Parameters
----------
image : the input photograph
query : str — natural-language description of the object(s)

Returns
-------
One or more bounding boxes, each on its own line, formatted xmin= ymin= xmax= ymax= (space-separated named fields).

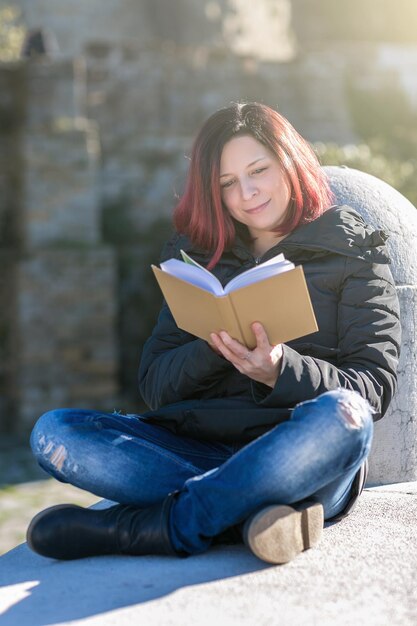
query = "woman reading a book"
xmin=28 ymin=102 xmax=401 ymax=564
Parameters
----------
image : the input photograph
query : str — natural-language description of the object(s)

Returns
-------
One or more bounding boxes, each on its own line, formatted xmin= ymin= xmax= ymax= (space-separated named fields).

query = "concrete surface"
xmin=0 ymin=482 xmax=416 ymax=626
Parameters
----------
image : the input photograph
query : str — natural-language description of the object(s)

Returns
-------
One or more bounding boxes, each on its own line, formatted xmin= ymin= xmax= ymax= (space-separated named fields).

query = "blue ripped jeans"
xmin=30 ymin=388 xmax=373 ymax=555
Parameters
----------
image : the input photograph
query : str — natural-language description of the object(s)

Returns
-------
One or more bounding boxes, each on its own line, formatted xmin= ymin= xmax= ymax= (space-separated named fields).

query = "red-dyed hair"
xmin=174 ymin=102 xmax=334 ymax=269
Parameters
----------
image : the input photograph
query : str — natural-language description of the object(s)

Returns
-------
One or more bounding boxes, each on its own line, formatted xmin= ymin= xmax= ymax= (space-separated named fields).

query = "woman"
xmin=27 ymin=102 xmax=401 ymax=564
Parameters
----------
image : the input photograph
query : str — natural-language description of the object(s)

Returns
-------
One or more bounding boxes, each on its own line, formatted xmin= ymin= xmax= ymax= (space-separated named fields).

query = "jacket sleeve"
xmin=138 ymin=302 xmax=234 ymax=410
xmin=251 ymin=257 xmax=401 ymax=420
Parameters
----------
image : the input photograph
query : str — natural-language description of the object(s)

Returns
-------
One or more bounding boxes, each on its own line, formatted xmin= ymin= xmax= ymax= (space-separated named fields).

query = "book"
xmin=151 ymin=250 xmax=318 ymax=349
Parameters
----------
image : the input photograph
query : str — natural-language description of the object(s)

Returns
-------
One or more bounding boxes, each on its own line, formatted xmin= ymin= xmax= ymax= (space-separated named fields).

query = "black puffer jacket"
xmin=138 ymin=205 xmax=401 ymax=444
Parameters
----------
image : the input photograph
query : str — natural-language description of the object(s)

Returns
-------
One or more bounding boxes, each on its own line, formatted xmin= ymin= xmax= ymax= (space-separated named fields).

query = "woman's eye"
xmin=221 ymin=179 xmax=235 ymax=189
xmin=252 ymin=167 xmax=267 ymax=175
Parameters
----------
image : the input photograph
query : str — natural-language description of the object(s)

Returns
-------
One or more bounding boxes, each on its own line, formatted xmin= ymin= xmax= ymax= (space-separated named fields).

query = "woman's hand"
xmin=209 ymin=322 xmax=283 ymax=388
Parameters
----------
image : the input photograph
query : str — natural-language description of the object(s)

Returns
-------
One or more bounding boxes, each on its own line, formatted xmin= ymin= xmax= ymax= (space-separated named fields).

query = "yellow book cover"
xmin=152 ymin=251 xmax=318 ymax=349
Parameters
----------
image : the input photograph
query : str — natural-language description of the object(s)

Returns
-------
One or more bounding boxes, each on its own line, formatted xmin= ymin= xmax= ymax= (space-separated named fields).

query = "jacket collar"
xmin=172 ymin=205 xmax=390 ymax=265
xmin=232 ymin=205 xmax=390 ymax=265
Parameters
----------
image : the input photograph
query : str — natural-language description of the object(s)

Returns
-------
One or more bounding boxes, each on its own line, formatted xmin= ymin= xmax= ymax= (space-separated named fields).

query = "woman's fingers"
xmin=211 ymin=326 xmax=270 ymax=361
xmin=251 ymin=322 xmax=270 ymax=350
xmin=207 ymin=338 xmax=222 ymax=355
xmin=219 ymin=331 xmax=248 ymax=358
xmin=210 ymin=332 xmax=247 ymax=364
xmin=210 ymin=329 xmax=282 ymax=387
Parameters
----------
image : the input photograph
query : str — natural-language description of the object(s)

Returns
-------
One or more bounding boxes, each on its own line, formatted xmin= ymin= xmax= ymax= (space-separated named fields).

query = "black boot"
xmin=27 ymin=493 xmax=179 ymax=560
xmin=212 ymin=524 xmax=243 ymax=546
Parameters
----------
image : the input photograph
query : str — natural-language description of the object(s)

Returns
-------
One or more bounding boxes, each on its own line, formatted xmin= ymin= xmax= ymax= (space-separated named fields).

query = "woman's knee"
xmin=329 ymin=389 xmax=373 ymax=429
xmin=30 ymin=408 xmax=77 ymax=466
xmin=309 ymin=388 xmax=374 ymax=431
xmin=316 ymin=390 xmax=374 ymax=466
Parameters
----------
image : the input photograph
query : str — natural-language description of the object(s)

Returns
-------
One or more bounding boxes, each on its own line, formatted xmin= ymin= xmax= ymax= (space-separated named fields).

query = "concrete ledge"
xmin=0 ymin=483 xmax=416 ymax=626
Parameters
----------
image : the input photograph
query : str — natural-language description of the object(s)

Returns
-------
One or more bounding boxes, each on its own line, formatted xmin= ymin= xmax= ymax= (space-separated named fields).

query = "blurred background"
xmin=0 ymin=0 xmax=416 ymax=553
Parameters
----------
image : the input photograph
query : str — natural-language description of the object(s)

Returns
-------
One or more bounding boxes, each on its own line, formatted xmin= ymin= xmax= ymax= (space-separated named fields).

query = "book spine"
xmin=227 ymin=293 xmax=255 ymax=349
xmin=216 ymin=296 xmax=246 ymax=345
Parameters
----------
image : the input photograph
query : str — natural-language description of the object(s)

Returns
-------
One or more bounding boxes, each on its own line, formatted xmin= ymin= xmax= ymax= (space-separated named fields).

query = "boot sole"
xmin=244 ymin=503 xmax=324 ymax=564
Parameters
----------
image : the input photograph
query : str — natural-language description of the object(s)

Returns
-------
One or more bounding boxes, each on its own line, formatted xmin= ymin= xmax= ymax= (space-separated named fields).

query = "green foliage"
xmin=317 ymin=75 xmax=417 ymax=208
xmin=0 ymin=5 xmax=25 ymax=62
xmin=315 ymin=141 xmax=417 ymax=208
xmin=347 ymin=76 xmax=417 ymax=162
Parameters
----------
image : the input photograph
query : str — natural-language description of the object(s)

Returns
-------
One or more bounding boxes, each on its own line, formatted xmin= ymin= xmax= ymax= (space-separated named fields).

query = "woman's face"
xmin=220 ymin=135 xmax=291 ymax=241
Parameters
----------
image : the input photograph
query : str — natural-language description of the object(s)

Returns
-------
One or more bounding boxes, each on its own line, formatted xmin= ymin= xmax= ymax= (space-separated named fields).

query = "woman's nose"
xmin=240 ymin=178 xmax=258 ymax=200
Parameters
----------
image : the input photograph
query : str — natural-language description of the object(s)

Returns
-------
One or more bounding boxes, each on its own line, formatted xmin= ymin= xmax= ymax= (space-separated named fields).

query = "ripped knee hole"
xmin=338 ymin=399 xmax=366 ymax=429
xmin=40 ymin=440 xmax=68 ymax=472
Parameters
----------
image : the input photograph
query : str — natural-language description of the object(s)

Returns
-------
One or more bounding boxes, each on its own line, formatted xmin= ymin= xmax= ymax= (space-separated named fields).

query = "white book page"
xmin=224 ymin=257 xmax=294 ymax=293
xmin=224 ymin=252 xmax=285 ymax=288
xmin=160 ymin=258 xmax=225 ymax=295
xmin=255 ymin=252 xmax=285 ymax=267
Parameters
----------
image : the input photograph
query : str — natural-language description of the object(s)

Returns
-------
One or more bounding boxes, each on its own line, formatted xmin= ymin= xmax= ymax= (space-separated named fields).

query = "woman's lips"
xmin=245 ymin=199 xmax=270 ymax=214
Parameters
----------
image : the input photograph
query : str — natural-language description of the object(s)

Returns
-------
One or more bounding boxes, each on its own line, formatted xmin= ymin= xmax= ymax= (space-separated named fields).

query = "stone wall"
xmin=16 ymin=0 xmax=294 ymax=61
xmin=0 ymin=63 xmax=24 ymax=430
xmin=0 ymin=58 xmax=120 ymax=431
xmin=0 ymin=252 xmax=18 ymax=430
xmin=17 ymin=0 xmax=417 ymax=59
xmin=16 ymin=249 xmax=119 ymax=427
xmin=0 ymin=63 xmax=26 ymax=247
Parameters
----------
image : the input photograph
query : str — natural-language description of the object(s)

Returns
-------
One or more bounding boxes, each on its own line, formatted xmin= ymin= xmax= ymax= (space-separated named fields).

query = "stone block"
xmin=0 ymin=65 xmax=26 ymax=248
xmin=0 ymin=64 xmax=27 ymax=133
xmin=324 ymin=166 xmax=417 ymax=286
xmin=26 ymin=60 xmax=81 ymax=127
xmin=0 ymin=252 xmax=18 ymax=431
xmin=22 ymin=123 xmax=100 ymax=248
xmin=369 ymin=286 xmax=417 ymax=482
xmin=16 ymin=248 xmax=119 ymax=428
xmin=325 ymin=166 xmax=417 ymax=483
xmin=0 ymin=132 xmax=24 ymax=248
